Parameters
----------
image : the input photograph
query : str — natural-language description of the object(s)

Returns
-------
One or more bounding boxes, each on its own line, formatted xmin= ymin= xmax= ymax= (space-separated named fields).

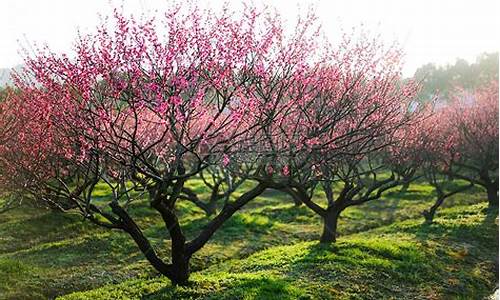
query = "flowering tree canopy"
xmin=3 ymin=2 xmax=491 ymax=284
xmin=0 ymin=4 xmax=369 ymax=283
xmin=252 ymin=31 xmax=422 ymax=243
xmin=448 ymin=81 xmax=499 ymax=207
xmin=391 ymin=80 xmax=498 ymax=222
xmin=404 ymin=107 xmax=472 ymax=223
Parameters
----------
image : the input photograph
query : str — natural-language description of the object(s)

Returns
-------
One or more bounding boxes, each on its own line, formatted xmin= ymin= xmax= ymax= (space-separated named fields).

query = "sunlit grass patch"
xmin=60 ymin=203 xmax=497 ymax=299
xmin=0 ymin=178 xmax=494 ymax=299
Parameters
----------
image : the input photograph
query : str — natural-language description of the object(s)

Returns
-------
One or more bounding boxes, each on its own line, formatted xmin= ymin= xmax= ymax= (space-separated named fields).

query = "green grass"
xmin=60 ymin=203 xmax=498 ymax=300
xmin=0 ymin=179 xmax=496 ymax=299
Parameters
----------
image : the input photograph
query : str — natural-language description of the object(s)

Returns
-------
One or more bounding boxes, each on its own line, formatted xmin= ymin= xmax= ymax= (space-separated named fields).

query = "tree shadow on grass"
xmin=384 ymin=189 xmax=430 ymax=201
xmin=400 ymin=206 xmax=497 ymax=248
xmin=0 ymin=210 xmax=99 ymax=253
xmin=82 ymin=204 xmax=497 ymax=300
xmin=281 ymin=204 xmax=498 ymax=299
xmin=9 ymin=230 xmax=145 ymax=268
xmin=280 ymin=241 xmax=433 ymax=299
xmin=254 ymin=203 xmax=318 ymax=224
xmin=142 ymin=240 xmax=433 ymax=300
xmin=368 ymin=186 xmax=485 ymax=234
xmin=379 ymin=206 xmax=496 ymax=297
xmin=144 ymin=275 xmax=309 ymax=300
xmin=483 ymin=206 xmax=499 ymax=224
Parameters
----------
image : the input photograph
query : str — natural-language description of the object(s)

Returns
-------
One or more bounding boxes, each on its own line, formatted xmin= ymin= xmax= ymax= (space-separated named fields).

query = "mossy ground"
xmin=0 ymin=179 xmax=496 ymax=299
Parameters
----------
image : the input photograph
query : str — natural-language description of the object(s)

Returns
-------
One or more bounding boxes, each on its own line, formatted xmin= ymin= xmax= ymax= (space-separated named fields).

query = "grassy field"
xmin=0 ymin=179 xmax=497 ymax=299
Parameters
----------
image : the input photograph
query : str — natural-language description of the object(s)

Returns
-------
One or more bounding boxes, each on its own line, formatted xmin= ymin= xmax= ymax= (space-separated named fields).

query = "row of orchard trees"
xmin=0 ymin=4 xmax=497 ymax=285
xmin=396 ymin=81 xmax=498 ymax=223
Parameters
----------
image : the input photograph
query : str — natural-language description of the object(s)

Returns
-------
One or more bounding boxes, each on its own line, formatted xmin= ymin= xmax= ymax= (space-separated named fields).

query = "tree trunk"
xmin=181 ymin=187 xmax=216 ymax=216
xmin=152 ymin=201 xmax=190 ymax=285
xmin=400 ymin=181 xmax=410 ymax=193
xmin=111 ymin=201 xmax=191 ymax=285
xmin=478 ymin=171 xmax=498 ymax=209
xmin=398 ymin=169 xmax=415 ymax=193
xmin=287 ymin=187 xmax=303 ymax=206
xmin=169 ymin=251 xmax=190 ymax=285
xmin=168 ymin=219 xmax=190 ymax=285
xmin=186 ymin=183 xmax=268 ymax=255
xmin=320 ymin=208 xmax=341 ymax=243
xmin=110 ymin=202 xmax=172 ymax=277
xmin=486 ymin=184 xmax=498 ymax=208
xmin=423 ymin=195 xmax=445 ymax=224
xmin=203 ymin=183 xmax=221 ymax=216
xmin=291 ymin=194 xmax=303 ymax=206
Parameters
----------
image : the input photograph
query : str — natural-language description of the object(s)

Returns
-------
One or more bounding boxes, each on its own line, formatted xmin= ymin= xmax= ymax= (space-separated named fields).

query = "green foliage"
xmin=414 ymin=52 xmax=499 ymax=100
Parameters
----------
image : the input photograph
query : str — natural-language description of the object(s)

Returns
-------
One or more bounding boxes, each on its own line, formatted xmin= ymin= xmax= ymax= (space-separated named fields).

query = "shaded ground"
xmin=61 ymin=203 xmax=498 ymax=299
xmin=0 ymin=179 xmax=493 ymax=299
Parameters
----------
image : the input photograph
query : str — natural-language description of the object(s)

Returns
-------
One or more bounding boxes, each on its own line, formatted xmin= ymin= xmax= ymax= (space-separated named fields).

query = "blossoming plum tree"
xmin=0 ymin=4 xmax=332 ymax=284
xmin=255 ymin=32 xmax=421 ymax=243
xmin=447 ymin=81 xmax=499 ymax=208
xmin=391 ymin=81 xmax=498 ymax=223
xmin=409 ymin=109 xmax=473 ymax=223
xmin=0 ymin=88 xmax=22 ymax=213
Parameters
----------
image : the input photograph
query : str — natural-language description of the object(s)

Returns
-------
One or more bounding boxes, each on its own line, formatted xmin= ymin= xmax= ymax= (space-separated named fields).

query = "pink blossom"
xmin=222 ymin=154 xmax=230 ymax=166
xmin=267 ymin=165 xmax=274 ymax=175
xmin=282 ymin=165 xmax=290 ymax=176
xmin=170 ymin=96 xmax=182 ymax=106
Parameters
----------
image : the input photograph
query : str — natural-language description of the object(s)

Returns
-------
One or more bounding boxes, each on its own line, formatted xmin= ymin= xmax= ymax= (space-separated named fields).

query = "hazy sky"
xmin=0 ymin=0 xmax=498 ymax=76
